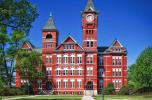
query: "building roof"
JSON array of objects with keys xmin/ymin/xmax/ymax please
[
  {"xmin": 55, "ymin": 35, "xmax": 84, "ymax": 51},
  {"xmin": 43, "ymin": 14, "xmax": 57, "ymax": 31},
  {"xmin": 84, "ymin": 0, "xmax": 96, "ymax": 12},
  {"xmin": 97, "ymin": 46, "xmax": 109, "ymax": 53},
  {"xmin": 22, "ymin": 40, "xmax": 35, "ymax": 49}
]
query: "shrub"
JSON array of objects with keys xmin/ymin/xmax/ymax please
[
  {"xmin": 119, "ymin": 86, "xmax": 133, "ymax": 95},
  {"xmin": 0, "ymin": 87, "xmax": 26, "ymax": 96},
  {"xmin": 104, "ymin": 83, "xmax": 115, "ymax": 95}
]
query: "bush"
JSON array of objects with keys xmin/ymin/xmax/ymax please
[
  {"xmin": 119, "ymin": 86, "xmax": 133, "ymax": 95},
  {"xmin": 104, "ymin": 83, "xmax": 115, "ymax": 95},
  {"xmin": 0, "ymin": 87, "xmax": 25, "ymax": 96},
  {"xmin": 21, "ymin": 84, "xmax": 34, "ymax": 95}
]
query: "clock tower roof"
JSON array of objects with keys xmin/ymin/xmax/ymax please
[
  {"xmin": 84, "ymin": 0, "xmax": 96, "ymax": 12},
  {"xmin": 43, "ymin": 13, "xmax": 57, "ymax": 31}
]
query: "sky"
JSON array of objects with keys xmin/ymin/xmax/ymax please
[{"xmin": 28, "ymin": 0, "xmax": 152, "ymax": 66}]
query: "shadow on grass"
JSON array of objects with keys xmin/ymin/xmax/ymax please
[{"xmin": 16, "ymin": 98, "xmax": 81, "ymax": 100}]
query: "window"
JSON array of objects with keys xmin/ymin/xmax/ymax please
[
  {"xmin": 86, "ymin": 30, "xmax": 94, "ymax": 39},
  {"xmin": 87, "ymin": 41, "xmax": 90, "ymax": 47},
  {"xmin": 56, "ymin": 68, "xmax": 61, "ymax": 76},
  {"xmin": 87, "ymin": 68, "xmax": 93, "ymax": 76},
  {"xmin": 112, "ymin": 71, "xmax": 115, "ymax": 76},
  {"xmin": 64, "ymin": 80, "xmax": 68, "ymax": 88},
  {"xmin": 77, "ymin": 54, "xmax": 82, "ymax": 64},
  {"xmin": 87, "ymin": 55, "xmax": 93, "ymax": 64},
  {"xmin": 37, "ymin": 80, "xmax": 42, "ymax": 89},
  {"xmin": 112, "ymin": 56, "xmax": 122, "ymax": 66},
  {"xmin": 98, "ymin": 56, "xmax": 103, "ymax": 65},
  {"xmin": 56, "ymin": 81, "xmax": 61, "ymax": 89},
  {"xmin": 70, "ymin": 80, "xmax": 75, "ymax": 88},
  {"xmin": 98, "ymin": 69, "xmax": 104, "ymax": 77},
  {"xmin": 63, "ymin": 55, "xmax": 68, "ymax": 64},
  {"xmin": 46, "ymin": 67, "xmax": 52, "ymax": 76},
  {"xmin": 64, "ymin": 44, "xmax": 74, "ymax": 50},
  {"xmin": 77, "ymin": 57, "xmax": 82, "ymax": 64},
  {"xmin": 70, "ymin": 69, "xmax": 74, "ymax": 75},
  {"xmin": 91, "ymin": 41, "xmax": 93, "ymax": 47},
  {"xmin": 112, "ymin": 59, "xmax": 115, "ymax": 65},
  {"xmin": 46, "ymin": 56, "xmax": 52, "ymax": 64},
  {"xmin": 77, "ymin": 80, "xmax": 82, "ymax": 88},
  {"xmin": 57, "ymin": 55, "xmax": 61, "ymax": 64},
  {"xmin": 78, "ymin": 70, "xmax": 82, "ymax": 76},
  {"xmin": 112, "ymin": 69, "xmax": 122, "ymax": 77},
  {"xmin": 86, "ymin": 41, "xmax": 94, "ymax": 47},
  {"xmin": 113, "ymin": 80, "xmax": 122, "ymax": 89},
  {"xmin": 99, "ymin": 80, "xmax": 103, "ymax": 89},
  {"xmin": 46, "ymin": 43, "xmax": 52, "ymax": 48},
  {"xmin": 63, "ymin": 68, "xmax": 68, "ymax": 76},
  {"xmin": 119, "ymin": 71, "xmax": 122, "ymax": 76},
  {"xmin": 115, "ymin": 71, "xmax": 118, "ymax": 76},
  {"xmin": 46, "ymin": 34, "xmax": 52, "ymax": 39},
  {"xmin": 114, "ymin": 48, "xmax": 121, "ymax": 52},
  {"xmin": 70, "ymin": 55, "xmax": 75, "ymax": 64}
]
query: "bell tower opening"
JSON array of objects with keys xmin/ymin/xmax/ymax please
[{"xmin": 46, "ymin": 34, "xmax": 52, "ymax": 39}]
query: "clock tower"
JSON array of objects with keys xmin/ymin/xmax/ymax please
[
  {"xmin": 82, "ymin": 0, "xmax": 98, "ymax": 51},
  {"xmin": 82, "ymin": 0, "xmax": 98, "ymax": 95}
]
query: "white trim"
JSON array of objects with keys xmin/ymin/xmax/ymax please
[
  {"xmin": 77, "ymin": 79, "xmax": 82, "ymax": 82},
  {"xmin": 77, "ymin": 54, "xmax": 82, "ymax": 57},
  {"xmin": 57, "ymin": 54, "xmax": 62, "ymax": 57}
]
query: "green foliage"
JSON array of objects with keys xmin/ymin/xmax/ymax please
[
  {"xmin": 0, "ymin": 0, "xmax": 38, "ymax": 88},
  {"xmin": 129, "ymin": 47, "xmax": 152, "ymax": 88},
  {"xmin": 17, "ymin": 51, "xmax": 42, "ymax": 84},
  {"xmin": 104, "ymin": 83, "xmax": 115, "ymax": 95},
  {"xmin": 119, "ymin": 85, "xmax": 135, "ymax": 95},
  {"xmin": 0, "ymin": 0, "xmax": 38, "ymax": 33},
  {"xmin": 0, "ymin": 87, "xmax": 25, "ymax": 96},
  {"xmin": 37, "ymin": 72, "xmax": 45, "ymax": 79},
  {"xmin": 0, "ymin": 77, "xmax": 5, "ymax": 89}
]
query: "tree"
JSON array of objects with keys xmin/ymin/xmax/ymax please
[
  {"xmin": 104, "ymin": 83, "xmax": 115, "ymax": 95},
  {"xmin": 0, "ymin": 0, "xmax": 38, "ymax": 87},
  {"xmin": 129, "ymin": 47, "xmax": 152, "ymax": 88},
  {"xmin": 16, "ymin": 50, "xmax": 42, "ymax": 93},
  {"xmin": 0, "ymin": 0, "xmax": 38, "ymax": 33}
]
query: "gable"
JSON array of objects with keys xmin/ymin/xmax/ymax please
[
  {"xmin": 56, "ymin": 35, "xmax": 84, "ymax": 51},
  {"xmin": 105, "ymin": 39, "xmax": 127, "ymax": 53},
  {"xmin": 22, "ymin": 41, "xmax": 34, "ymax": 50},
  {"xmin": 64, "ymin": 36, "xmax": 76, "ymax": 43},
  {"xmin": 112, "ymin": 40, "xmax": 122, "ymax": 47}
]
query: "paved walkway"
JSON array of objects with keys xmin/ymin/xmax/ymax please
[{"xmin": 82, "ymin": 96, "xmax": 95, "ymax": 100}]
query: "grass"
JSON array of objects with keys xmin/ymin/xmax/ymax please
[
  {"xmin": 2, "ymin": 95, "xmax": 152, "ymax": 100},
  {"xmin": 94, "ymin": 95, "xmax": 152, "ymax": 100},
  {"xmin": 2, "ymin": 95, "xmax": 82, "ymax": 100}
]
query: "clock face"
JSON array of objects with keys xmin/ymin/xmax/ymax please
[{"xmin": 86, "ymin": 14, "xmax": 94, "ymax": 23}]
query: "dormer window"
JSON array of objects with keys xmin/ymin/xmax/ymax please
[
  {"xmin": 64, "ymin": 44, "xmax": 74, "ymax": 50},
  {"xmin": 112, "ymin": 48, "xmax": 121, "ymax": 52}
]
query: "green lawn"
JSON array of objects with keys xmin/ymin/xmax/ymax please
[
  {"xmin": 94, "ymin": 95, "xmax": 152, "ymax": 100},
  {"xmin": 2, "ymin": 95, "xmax": 82, "ymax": 100},
  {"xmin": 2, "ymin": 95, "xmax": 152, "ymax": 100}
]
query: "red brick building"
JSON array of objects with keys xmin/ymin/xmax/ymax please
[{"xmin": 16, "ymin": 0, "xmax": 127, "ymax": 95}]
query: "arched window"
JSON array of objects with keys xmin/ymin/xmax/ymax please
[
  {"xmin": 86, "ymin": 81, "xmax": 93, "ymax": 90},
  {"xmin": 46, "ymin": 34, "xmax": 52, "ymax": 39}
]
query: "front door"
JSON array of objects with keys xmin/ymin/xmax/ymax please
[{"xmin": 85, "ymin": 81, "xmax": 94, "ymax": 95}]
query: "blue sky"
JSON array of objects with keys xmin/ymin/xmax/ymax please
[{"xmin": 28, "ymin": 0, "xmax": 152, "ymax": 66}]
